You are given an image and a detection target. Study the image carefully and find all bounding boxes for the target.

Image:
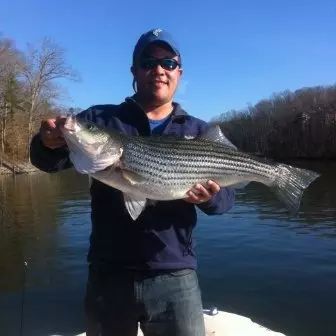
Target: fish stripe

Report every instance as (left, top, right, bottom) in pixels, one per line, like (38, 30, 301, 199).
(121, 138, 276, 184)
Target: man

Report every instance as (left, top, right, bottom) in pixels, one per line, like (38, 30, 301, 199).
(30, 28, 235, 336)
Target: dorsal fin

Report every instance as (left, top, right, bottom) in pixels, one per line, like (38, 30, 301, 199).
(200, 125, 237, 150)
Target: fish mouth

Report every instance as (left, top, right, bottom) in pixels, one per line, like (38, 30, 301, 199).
(63, 115, 78, 133)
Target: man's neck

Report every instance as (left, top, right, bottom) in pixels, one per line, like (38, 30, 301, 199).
(134, 94, 174, 120)
(145, 101, 174, 120)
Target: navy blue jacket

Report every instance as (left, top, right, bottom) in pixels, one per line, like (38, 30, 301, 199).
(30, 96, 235, 271)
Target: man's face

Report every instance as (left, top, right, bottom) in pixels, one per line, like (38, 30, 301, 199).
(132, 43, 183, 105)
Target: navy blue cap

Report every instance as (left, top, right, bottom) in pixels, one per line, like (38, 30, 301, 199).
(132, 28, 181, 65)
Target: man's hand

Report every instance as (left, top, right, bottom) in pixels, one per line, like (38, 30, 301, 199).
(40, 117, 67, 149)
(184, 180, 221, 204)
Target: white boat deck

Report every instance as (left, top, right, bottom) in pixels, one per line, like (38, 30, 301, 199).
(61, 308, 286, 336)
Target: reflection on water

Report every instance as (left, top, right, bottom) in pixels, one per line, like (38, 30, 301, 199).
(235, 161, 336, 235)
(0, 162, 335, 336)
(0, 170, 90, 292)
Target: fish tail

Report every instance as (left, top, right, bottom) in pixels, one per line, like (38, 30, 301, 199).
(271, 164, 320, 214)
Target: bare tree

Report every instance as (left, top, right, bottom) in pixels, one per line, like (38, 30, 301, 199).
(0, 33, 81, 166)
(212, 85, 336, 159)
(22, 37, 79, 161)
(0, 34, 23, 158)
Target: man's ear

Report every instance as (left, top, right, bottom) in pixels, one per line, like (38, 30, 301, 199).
(130, 65, 135, 76)
(179, 67, 183, 76)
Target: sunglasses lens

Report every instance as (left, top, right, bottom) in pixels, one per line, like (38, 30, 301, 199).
(162, 59, 178, 70)
(139, 58, 179, 70)
(140, 58, 157, 70)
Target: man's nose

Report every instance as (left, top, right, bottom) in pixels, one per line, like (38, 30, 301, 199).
(152, 64, 165, 74)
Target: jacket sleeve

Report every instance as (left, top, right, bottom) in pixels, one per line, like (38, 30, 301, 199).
(194, 119, 236, 215)
(29, 132, 73, 173)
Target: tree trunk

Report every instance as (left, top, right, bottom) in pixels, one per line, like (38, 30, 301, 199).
(2, 102, 8, 154)
(26, 94, 36, 162)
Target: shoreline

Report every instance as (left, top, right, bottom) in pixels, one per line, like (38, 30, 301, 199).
(0, 164, 39, 175)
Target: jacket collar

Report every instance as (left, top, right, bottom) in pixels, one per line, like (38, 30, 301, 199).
(125, 95, 189, 119)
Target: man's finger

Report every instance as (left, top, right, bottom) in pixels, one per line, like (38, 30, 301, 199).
(55, 117, 67, 127)
(187, 190, 199, 201)
(207, 180, 220, 193)
(194, 184, 211, 198)
(184, 181, 221, 204)
(41, 119, 56, 129)
(42, 120, 64, 138)
(185, 190, 207, 204)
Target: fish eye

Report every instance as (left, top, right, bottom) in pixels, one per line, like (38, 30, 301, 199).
(86, 123, 98, 131)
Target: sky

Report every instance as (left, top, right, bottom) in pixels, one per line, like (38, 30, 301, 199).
(1, 0, 336, 121)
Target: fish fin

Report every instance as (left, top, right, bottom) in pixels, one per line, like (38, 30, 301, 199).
(271, 164, 320, 215)
(121, 169, 145, 185)
(200, 125, 237, 150)
(123, 193, 147, 220)
(231, 181, 250, 189)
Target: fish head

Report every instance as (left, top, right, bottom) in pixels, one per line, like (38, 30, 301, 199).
(62, 115, 110, 151)
(61, 115, 123, 174)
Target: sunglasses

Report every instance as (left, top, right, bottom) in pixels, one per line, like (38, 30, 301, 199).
(139, 57, 181, 71)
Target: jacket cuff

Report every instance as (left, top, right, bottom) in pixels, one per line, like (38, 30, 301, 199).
(197, 187, 235, 215)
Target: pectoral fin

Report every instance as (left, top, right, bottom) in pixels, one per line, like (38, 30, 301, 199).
(123, 193, 147, 220)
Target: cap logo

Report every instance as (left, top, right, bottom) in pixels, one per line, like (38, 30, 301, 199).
(152, 29, 162, 36)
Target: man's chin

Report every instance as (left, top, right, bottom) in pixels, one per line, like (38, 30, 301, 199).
(148, 91, 169, 103)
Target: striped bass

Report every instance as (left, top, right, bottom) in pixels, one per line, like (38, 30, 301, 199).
(60, 115, 320, 220)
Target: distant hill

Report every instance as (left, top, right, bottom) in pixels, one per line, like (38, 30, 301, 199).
(210, 84, 336, 159)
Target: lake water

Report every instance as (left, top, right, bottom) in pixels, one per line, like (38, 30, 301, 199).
(0, 161, 335, 336)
